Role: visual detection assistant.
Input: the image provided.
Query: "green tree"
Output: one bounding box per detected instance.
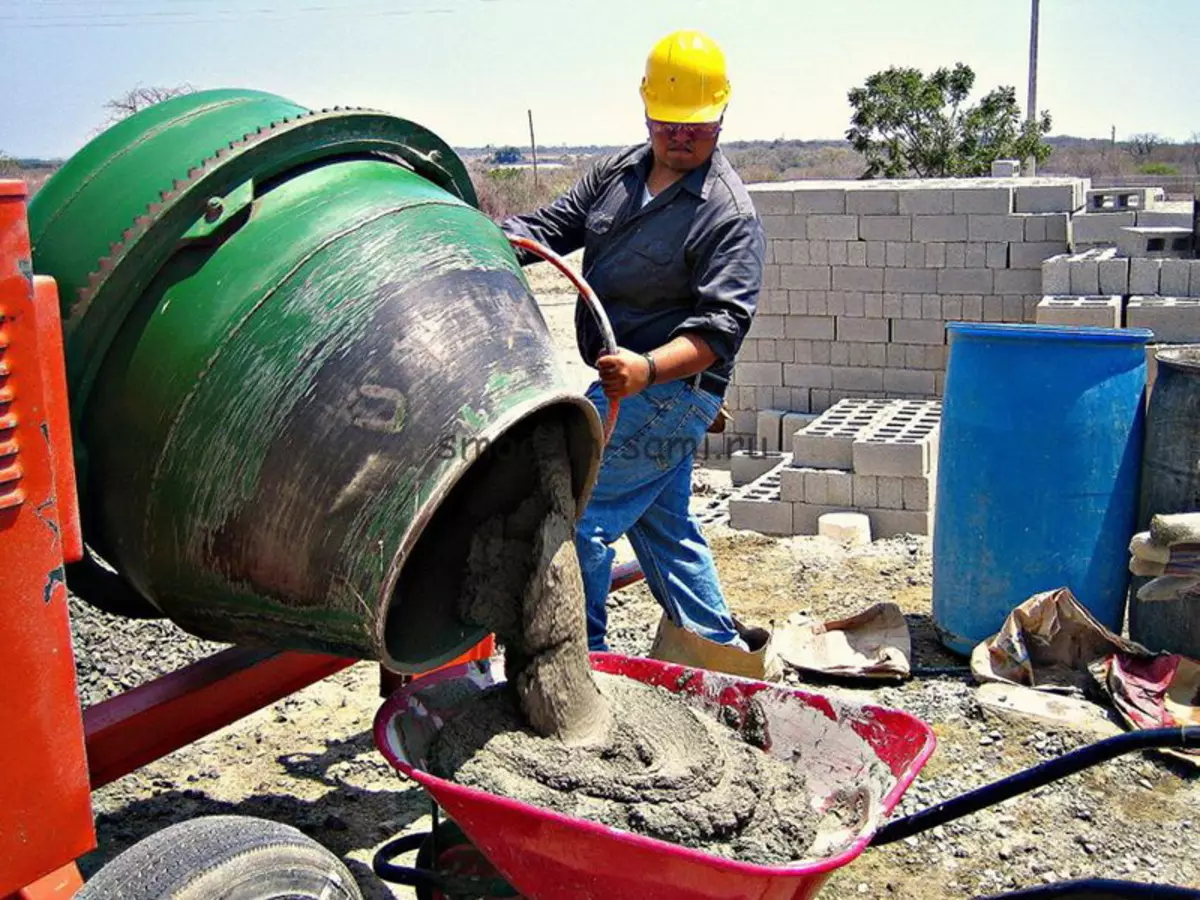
[847,63,1052,178]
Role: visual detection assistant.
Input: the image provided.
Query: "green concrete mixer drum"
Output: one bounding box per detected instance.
[29,89,602,673]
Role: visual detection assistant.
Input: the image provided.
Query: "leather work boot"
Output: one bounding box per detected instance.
[649,614,784,682]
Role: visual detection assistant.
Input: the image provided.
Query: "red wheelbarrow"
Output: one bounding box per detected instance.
[373,654,1200,900]
[372,652,936,900]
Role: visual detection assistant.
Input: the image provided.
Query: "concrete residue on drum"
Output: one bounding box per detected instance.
[446,419,822,864]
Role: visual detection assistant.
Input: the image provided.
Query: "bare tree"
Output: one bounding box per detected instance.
[1190,132,1200,175]
[0,150,16,178]
[102,84,196,126]
[1126,132,1162,162]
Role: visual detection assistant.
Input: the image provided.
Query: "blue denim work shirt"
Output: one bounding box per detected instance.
[501,144,766,398]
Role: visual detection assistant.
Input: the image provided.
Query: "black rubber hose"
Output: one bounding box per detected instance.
[872,726,1200,846]
[977,878,1200,899]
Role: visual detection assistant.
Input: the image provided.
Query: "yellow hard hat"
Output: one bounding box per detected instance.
[639,30,731,124]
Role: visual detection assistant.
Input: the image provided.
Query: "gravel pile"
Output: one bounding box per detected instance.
[69,595,226,708]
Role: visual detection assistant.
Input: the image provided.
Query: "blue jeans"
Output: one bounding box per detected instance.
[574,378,745,652]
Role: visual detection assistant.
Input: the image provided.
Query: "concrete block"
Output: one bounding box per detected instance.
[1086,187,1160,212]
[1129,257,1162,295]
[1036,295,1122,328]
[1023,214,1047,242]
[847,240,868,267]
[954,186,1013,214]
[847,190,900,216]
[870,508,933,538]
[1069,253,1103,296]
[924,242,947,269]
[1126,297,1200,342]
[737,362,783,386]
[1072,211,1136,245]
[913,215,968,242]
[836,317,889,343]
[1010,241,1071,269]
[877,476,904,510]
[728,465,793,535]
[938,268,994,294]
[808,214,859,241]
[1098,257,1130,296]
[748,314,786,338]
[903,475,934,511]
[921,294,941,320]
[858,215,912,241]
[995,268,1042,294]
[904,242,925,268]
[1045,213,1070,243]
[864,293,884,317]
[782,265,832,291]
[891,319,946,345]
[789,241,810,266]
[886,241,906,268]
[941,295,964,320]
[809,240,830,265]
[832,266,884,293]
[756,409,785,451]
[810,389,832,412]
[851,400,941,477]
[1161,258,1192,296]
[781,411,818,443]
[1117,226,1195,260]
[968,215,1026,243]
[749,189,794,216]
[1003,294,1025,322]
[731,449,789,486]
[867,241,887,267]
[884,268,938,293]
[761,216,809,240]
[898,187,955,215]
[829,241,849,266]
[793,188,848,214]
[1136,209,1194,228]
[945,243,966,268]
[986,242,1009,269]
[785,316,836,341]
[819,511,872,545]
[783,364,833,389]
[779,466,806,502]
[884,368,937,395]
[831,367,884,392]
[1014,183,1080,214]
[991,159,1020,177]
[791,398,896,469]
[965,242,988,269]
[1192,261,1200,298]
[825,469,853,506]
[851,473,878,508]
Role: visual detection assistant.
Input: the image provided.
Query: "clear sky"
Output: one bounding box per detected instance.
[4,0,1199,159]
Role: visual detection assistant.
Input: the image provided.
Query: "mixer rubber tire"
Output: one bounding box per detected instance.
[75,814,363,900]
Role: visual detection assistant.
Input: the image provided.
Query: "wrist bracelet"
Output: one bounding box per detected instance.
[643,353,657,385]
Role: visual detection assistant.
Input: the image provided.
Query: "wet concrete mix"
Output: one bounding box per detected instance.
[434,421,828,865]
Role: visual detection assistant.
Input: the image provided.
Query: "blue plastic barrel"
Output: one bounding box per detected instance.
[932,323,1152,656]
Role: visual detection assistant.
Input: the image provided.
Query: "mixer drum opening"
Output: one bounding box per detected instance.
[384,401,598,673]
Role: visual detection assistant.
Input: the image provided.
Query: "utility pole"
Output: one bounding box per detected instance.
[527,109,539,190]
[1026,0,1040,176]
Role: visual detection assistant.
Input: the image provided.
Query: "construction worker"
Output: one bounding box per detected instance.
[503,30,773,677]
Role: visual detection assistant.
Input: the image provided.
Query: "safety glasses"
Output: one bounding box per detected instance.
[647,119,722,141]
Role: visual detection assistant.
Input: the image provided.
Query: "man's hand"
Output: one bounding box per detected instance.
[596,348,652,400]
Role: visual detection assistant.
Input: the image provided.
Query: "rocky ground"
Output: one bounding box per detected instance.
[69,268,1198,898]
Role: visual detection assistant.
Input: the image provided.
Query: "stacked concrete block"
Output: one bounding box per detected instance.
[1117,226,1195,260]
[1135,200,1195,228]
[1127,297,1200,342]
[728,463,794,536]
[1071,211,1137,250]
[728,177,1086,449]
[1086,187,1162,213]
[1036,296,1123,328]
[731,449,790,487]
[791,398,894,468]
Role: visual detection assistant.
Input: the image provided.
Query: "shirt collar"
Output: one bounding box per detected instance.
[627,144,722,201]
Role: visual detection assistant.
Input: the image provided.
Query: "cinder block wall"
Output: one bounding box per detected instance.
[724,176,1089,447]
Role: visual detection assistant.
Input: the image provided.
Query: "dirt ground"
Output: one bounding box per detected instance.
[76,271,1199,898]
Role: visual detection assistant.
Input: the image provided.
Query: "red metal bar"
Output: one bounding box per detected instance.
[83,648,354,790]
[610,559,645,591]
[9,865,83,900]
